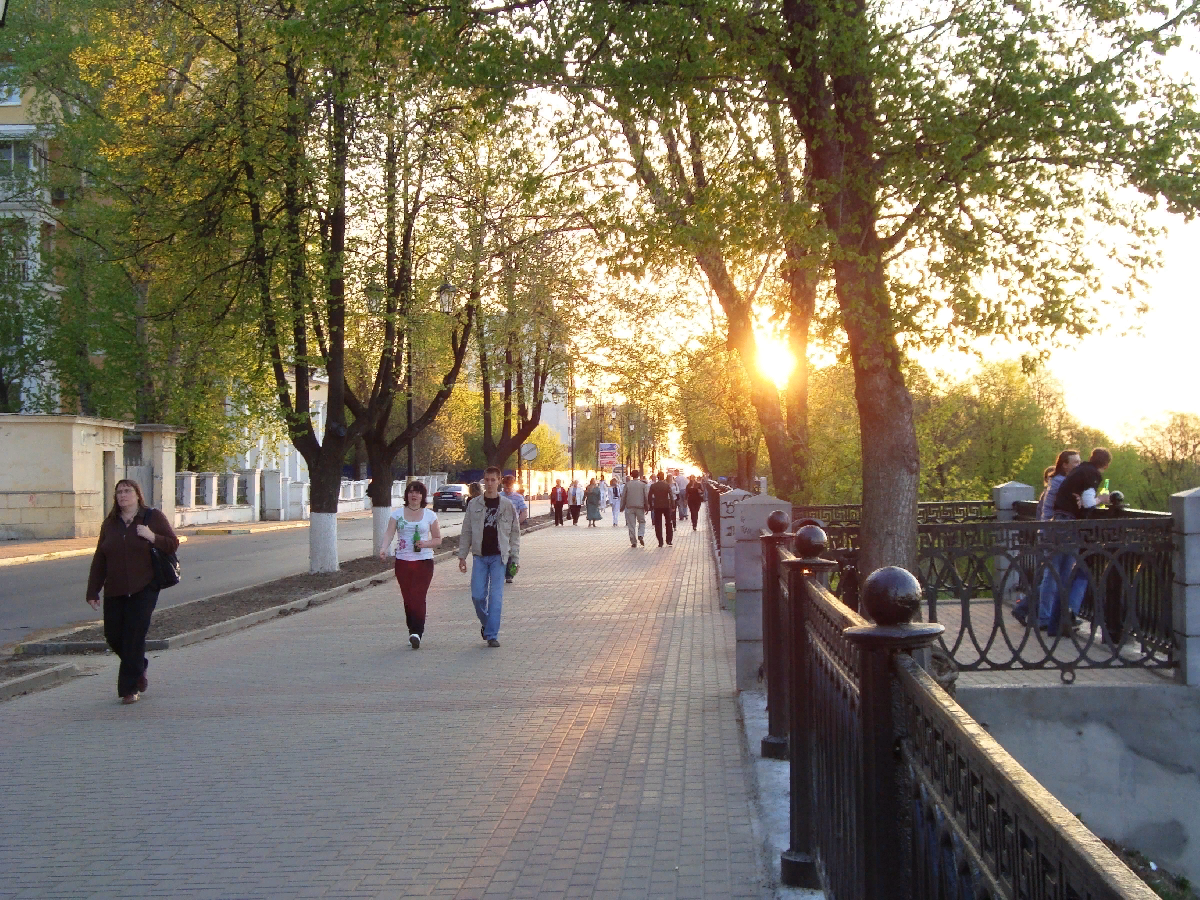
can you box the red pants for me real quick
[394,558,434,636]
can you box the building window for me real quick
[0,70,19,106]
[0,141,34,175]
[1,219,30,283]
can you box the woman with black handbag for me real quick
[86,479,180,704]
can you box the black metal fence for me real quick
[811,517,1175,674]
[762,527,1158,899]
[793,500,995,526]
[705,480,727,544]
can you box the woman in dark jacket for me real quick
[685,475,705,530]
[86,479,180,704]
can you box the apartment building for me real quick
[0,65,56,413]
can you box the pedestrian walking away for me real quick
[685,474,705,530]
[609,477,622,526]
[458,467,521,647]
[502,475,528,583]
[380,481,442,649]
[550,479,567,526]
[675,471,689,522]
[585,477,603,526]
[648,471,676,547]
[621,469,650,548]
[85,479,180,704]
[567,479,584,526]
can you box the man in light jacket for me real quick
[458,466,521,647]
[620,469,650,548]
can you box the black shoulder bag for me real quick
[142,508,181,590]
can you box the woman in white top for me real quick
[379,481,442,648]
[609,477,622,526]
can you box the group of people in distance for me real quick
[616,470,706,548]
[1011,447,1113,635]
[548,476,621,527]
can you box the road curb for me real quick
[0,535,191,568]
[13,519,555,657]
[0,547,97,567]
[0,663,79,701]
[15,549,466,656]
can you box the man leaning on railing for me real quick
[1043,448,1113,635]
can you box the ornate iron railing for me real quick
[817,518,1175,673]
[803,556,869,899]
[705,481,724,543]
[793,500,995,526]
[895,654,1154,899]
[762,528,1159,898]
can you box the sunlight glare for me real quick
[757,335,795,390]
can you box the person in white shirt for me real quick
[609,477,622,526]
[379,481,442,649]
[567,479,585,525]
[674,472,689,522]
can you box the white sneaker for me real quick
[409,633,421,649]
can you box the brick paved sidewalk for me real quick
[0,517,768,898]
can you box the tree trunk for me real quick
[833,248,920,575]
[366,436,395,556]
[307,452,345,573]
[695,245,798,499]
[774,0,920,573]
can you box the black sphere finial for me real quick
[766,510,790,534]
[861,566,922,626]
[794,524,827,558]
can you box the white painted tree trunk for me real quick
[309,511,339,573]
[372,505,392,557]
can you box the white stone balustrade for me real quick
[1172,487,1200,686]
[195,473,218,508]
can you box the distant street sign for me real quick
[598,442,619,467]
[520,442,538,461]
[612,464,626,476]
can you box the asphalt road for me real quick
[0,510,465,650]
[0,499,552,650]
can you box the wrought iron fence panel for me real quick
[919,520,1175,672]
[793,504,864,525]
[917,501,996,524]
[812,519,1173,672]
[895,655,1158,900]
[806,580,869,900]
[794,501,996,527]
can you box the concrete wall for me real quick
[734,494,789,691]
[0,415,130,538]
[958,683,1200,884]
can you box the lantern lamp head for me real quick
[437,281,458,315]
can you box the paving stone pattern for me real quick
[0,519,767,899]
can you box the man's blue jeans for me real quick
[471,554,506,640]
[1038,552,1088,635]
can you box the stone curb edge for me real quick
[0,547,100,568]
[0,535,191,569]
[14,518,555,658]
[0,663,79,702]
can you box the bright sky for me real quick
[916,217,1200,443]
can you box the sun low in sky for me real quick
[756,334,795,390]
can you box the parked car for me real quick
[432,484,469,512]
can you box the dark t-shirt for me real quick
[1053,462,1104,519]
[647,480,673,510]
[481,495,501,556]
